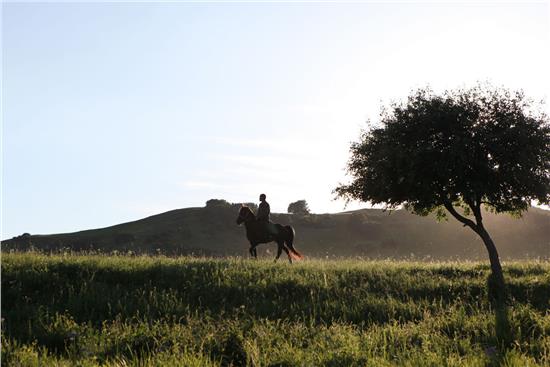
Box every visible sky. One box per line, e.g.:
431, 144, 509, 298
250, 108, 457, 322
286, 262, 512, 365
2, 1, 550, 239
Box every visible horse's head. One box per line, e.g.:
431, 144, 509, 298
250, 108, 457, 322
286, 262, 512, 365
236, 205, 254, 225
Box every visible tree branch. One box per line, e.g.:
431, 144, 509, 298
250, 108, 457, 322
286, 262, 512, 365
472, 194, 484, 226
471, 203, 483, 226
443, 202, 478, 231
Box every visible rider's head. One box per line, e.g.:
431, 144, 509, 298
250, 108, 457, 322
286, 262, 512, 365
259, 193, 266, 202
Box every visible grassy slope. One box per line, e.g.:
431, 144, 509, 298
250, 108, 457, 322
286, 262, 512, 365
2, 253, 549, 366
2, 205, 550, 259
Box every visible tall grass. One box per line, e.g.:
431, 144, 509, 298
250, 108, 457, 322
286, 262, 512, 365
2, 253, 549, 366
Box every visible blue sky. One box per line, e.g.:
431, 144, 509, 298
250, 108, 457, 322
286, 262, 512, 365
2, 1, 549, 239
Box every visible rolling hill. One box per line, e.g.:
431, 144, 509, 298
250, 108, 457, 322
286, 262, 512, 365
2, 199, 549, 259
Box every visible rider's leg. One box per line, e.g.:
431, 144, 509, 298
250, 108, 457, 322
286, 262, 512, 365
268, 222, 278, 236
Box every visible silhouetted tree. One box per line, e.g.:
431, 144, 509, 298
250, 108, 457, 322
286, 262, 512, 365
335, 84, 550, 303
206, 199, 231, 208
288, 200, 310, 215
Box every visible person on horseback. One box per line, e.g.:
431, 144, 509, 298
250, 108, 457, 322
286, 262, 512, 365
257, 193, 277, 236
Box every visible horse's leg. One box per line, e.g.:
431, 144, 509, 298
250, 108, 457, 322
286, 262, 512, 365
249, 243, 258, 259
283, 246, 292, 264
274, 241, 283, 263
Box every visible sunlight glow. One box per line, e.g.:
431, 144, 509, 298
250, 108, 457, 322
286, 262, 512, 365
3, 2, 549, 237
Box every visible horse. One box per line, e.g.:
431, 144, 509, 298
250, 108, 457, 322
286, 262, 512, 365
236, 205, 303, 263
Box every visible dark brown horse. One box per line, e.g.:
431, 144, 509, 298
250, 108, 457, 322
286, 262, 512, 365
236, 205, 303, 263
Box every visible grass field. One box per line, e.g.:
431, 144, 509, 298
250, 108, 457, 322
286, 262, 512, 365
1, 253, 549, 366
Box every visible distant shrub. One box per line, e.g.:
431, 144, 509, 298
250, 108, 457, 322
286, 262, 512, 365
205, 199, 231, 208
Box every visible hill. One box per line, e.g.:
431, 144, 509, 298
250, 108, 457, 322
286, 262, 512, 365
2, 199, 549, 259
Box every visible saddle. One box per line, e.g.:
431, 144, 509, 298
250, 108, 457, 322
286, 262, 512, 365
257, 219, 278, 238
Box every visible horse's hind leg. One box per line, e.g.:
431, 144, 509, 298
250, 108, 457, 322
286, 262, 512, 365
283, 246, 292, 264
274, 242, 283, 263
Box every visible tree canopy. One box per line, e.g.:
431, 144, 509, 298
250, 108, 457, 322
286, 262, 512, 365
288, 200, 311, 215
335, 85, 550, 218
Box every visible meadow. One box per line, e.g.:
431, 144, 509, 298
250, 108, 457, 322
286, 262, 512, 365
1, 252, 549, 366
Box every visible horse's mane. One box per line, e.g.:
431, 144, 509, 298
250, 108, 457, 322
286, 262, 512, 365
241, 205, 256, 217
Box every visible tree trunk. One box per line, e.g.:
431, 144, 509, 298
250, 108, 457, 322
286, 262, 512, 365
475, 223, 511, 347
443, 203, 507, 302
474, 224, 506, 303
443, 202, 510, 346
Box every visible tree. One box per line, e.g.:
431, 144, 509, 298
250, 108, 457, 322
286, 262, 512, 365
335, 85, 550, 302
205, 199, 231, 208
288, 200, 311, 215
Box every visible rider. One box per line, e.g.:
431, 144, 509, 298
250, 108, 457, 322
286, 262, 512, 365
257, 193, 277, 236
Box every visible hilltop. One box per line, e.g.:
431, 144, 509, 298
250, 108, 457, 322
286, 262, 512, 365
2, 199, 549, 259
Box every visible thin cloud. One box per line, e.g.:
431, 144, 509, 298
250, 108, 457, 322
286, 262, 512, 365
182, 181, 233, 190
202, 135, 330, 160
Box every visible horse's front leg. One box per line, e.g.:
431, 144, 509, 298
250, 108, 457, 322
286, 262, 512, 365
249, 243, 258, 259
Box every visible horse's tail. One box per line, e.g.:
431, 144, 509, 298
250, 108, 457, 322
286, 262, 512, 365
284, 225, 303, 260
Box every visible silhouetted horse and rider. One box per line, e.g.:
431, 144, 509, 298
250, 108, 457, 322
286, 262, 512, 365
236, 194, 302, 263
